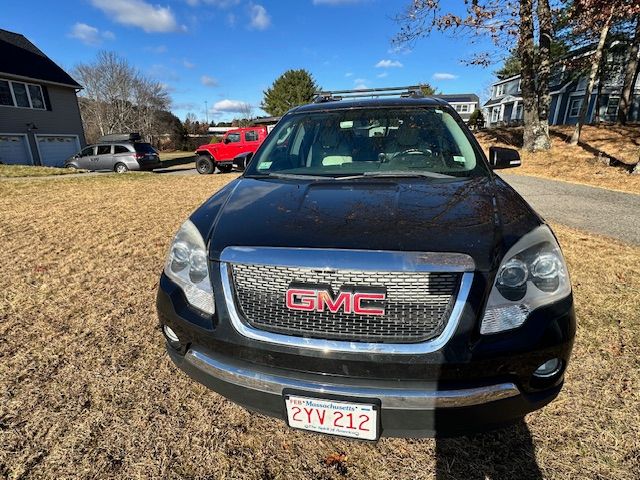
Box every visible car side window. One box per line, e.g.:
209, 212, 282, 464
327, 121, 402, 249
227, 133, 241, 143
97, 145, 111, 155
114, 145, 129, 154
80, 146, 95, 157
245, 130, 259, 142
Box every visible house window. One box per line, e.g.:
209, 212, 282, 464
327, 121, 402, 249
605, 97, 620, 117
495, 84, 505, 96
515, 103, 523, 120
569, 98, 583, 117
0, 78, 46, 110
491, 107, 500, 123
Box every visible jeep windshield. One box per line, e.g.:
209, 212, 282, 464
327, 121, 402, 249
245, 107, 489, 179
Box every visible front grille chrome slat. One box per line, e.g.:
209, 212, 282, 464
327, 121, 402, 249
230, 264, 461, 344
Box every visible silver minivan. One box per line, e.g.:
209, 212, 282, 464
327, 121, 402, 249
65, 136, 161, 173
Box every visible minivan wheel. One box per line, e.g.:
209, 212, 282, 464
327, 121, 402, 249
66, 164, 78, 170
114, 163, 129, 173
217, 164, 233, 174
196, 155, 215, 174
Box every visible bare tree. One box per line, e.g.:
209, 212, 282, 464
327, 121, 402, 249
618, 16, 640, 124
394, 0, 553, 152
75, 51, 170, 144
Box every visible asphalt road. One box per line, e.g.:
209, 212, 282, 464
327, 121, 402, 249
500, 173, 640, 245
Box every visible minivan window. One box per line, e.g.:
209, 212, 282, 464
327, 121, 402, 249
247, 108, 488, 178
97, 145, 111, 155
133, 143, 156, 154
80, 146, 95, 157
114, 145, 129, 154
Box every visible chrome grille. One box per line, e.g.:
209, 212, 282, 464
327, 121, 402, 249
229, 264, 461, 343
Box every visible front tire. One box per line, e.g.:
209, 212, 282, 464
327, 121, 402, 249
114, 162, 128, 174
196, 155, 215, 174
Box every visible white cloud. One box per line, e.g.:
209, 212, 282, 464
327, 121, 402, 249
353, 78, 367, 84
212, 99, 252, 113
354, 83, 369, 90
187, 0, 240, 6
183, 59, 195, 69
90, 0, 182, 33
313, 0, 365, 4
345, 72, 353, 77
377, 72, 388, 78
145, 45, 167, 54
248, 4, 271, 30
432, 72, 458, 80
227, 13, 237, 26
68, 23, 115, 45
375, 59, 403, 68
201, 75, 219, 87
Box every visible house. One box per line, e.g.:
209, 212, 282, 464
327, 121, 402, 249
0, 28, 85, 167
434, 94, 480, 123
483, 43, 640, 128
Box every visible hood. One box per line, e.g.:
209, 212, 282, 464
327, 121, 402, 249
195, 176, 541, 272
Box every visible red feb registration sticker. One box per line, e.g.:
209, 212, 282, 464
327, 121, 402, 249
284, 395, 379, 440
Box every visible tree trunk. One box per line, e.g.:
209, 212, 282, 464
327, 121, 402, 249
570, 8, 614, 145
520, 0, 544, 152
594, 50, 608, 124
618, 16, 640, 125
535, 0, 552, 150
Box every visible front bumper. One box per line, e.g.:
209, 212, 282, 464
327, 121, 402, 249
167, 344, 563, 438
157, 271, 575, 438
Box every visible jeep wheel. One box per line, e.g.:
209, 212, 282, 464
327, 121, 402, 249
196, 155, 215, 174
217, 164, 233, 174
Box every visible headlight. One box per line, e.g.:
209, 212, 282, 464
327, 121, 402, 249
164, 219, 215, 315
481, 225, 570, 335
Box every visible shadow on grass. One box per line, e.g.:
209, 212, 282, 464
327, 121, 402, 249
548, 130, 636, 172
435, 421, 542, 480
160, 155, 196, 168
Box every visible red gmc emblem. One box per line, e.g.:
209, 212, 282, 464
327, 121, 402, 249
285, 284, 386, 316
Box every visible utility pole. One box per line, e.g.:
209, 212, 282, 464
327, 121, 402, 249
204, 101, 209, 124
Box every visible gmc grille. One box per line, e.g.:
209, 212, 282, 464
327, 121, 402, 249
228, 264, 461, 343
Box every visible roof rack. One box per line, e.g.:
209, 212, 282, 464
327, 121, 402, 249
313, 85, 424, 103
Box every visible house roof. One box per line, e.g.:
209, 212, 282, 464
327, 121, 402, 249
0, 28, 82, 88
433, 94, 479, 103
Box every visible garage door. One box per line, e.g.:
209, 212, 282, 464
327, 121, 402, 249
0, 134, 32, 165
37, 135, 80, 167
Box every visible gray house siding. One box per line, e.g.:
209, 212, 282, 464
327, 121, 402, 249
0, 79, 85, 165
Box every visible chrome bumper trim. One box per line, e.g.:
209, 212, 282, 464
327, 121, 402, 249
185, 348, 521, 409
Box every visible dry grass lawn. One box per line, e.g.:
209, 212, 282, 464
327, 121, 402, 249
0, 165, 88, 178
476, 125, 640, 194
1, 174, 638, 479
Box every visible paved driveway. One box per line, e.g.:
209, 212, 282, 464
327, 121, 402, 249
500, 173, 640, 245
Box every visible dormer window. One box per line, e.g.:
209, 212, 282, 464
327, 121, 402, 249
0, 78, 46, 110
495, 84, 506, 97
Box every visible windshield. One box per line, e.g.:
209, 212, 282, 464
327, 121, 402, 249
246, 107, 488, 178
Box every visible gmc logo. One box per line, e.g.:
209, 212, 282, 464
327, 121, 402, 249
285, 283, 386, 316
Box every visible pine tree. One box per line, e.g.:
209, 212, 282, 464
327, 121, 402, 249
261, 70, 319, 117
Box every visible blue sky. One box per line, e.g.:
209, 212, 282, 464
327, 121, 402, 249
2, 0, 503, 122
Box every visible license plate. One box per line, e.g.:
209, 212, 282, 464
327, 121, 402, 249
284, 394, 379, 441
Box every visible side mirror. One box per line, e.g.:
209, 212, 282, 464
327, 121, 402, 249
223, 137, 230, 144
235, 151, 254, 170
488, 146, 521, 169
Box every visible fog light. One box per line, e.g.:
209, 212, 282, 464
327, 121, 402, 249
533, 358, 561, 378
163, 325, 180, 345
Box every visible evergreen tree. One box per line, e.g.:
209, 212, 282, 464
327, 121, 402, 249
262, 70, 319, 116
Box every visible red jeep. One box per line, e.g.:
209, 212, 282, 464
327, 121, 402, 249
195, 126, 269, 174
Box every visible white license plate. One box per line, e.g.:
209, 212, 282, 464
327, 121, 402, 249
284, 394, 379, 441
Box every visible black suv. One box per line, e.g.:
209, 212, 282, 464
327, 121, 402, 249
157, 87, 575, 439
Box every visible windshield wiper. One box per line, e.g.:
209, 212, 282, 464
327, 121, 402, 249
336, 171, 455, 180
249, 172, 332, 181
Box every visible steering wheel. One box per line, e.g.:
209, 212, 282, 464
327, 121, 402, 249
389, 148, 447, 168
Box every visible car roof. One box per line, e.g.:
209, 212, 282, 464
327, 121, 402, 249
290, 96, 450, 114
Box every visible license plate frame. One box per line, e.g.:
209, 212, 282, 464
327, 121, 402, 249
283, 390, 381, 441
